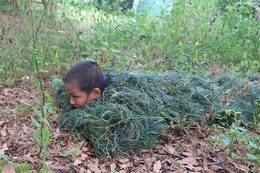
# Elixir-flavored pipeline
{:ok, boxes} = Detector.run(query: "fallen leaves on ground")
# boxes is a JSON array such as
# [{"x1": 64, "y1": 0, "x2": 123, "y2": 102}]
[{"x1": 0, "y1": 77, "x2": 258, "y2": 173}]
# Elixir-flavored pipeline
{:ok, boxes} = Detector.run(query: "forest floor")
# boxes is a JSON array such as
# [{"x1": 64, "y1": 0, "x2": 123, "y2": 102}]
[{"x1": 0, "y1": 76, "x2": 257, "y2": 173}]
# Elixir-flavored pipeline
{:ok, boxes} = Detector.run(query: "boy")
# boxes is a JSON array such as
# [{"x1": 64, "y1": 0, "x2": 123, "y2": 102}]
[{"x1": 63, "y1": 60, "x2": 107, "y2": 108}]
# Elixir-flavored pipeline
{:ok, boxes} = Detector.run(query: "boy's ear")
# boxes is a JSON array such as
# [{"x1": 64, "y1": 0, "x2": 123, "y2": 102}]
[{"x1": 93, "y1": 88, "x2": 101, "y2": 98}]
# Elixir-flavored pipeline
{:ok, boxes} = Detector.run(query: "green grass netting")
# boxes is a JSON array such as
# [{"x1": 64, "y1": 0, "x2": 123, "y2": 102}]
[{"x1": 53, "y1": 70, "x2": 260, "y2": 157}]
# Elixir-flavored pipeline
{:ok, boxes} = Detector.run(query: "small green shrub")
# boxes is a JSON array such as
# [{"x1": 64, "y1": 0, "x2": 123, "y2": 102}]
[
  {"x1": 0, "y1": 0, "x2": 26, "y2": 13},
  {"x1": 217, "y1": 0, "x2": 259, "y2": 19},
  {"x1": 93, "y1": 0, "x2": 134, "y2": 12}
]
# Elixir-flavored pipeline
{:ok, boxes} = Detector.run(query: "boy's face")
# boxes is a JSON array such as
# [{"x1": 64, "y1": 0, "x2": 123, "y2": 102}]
[{"x1": 65, "y1": 83, "x2": 96, "y2": 108}]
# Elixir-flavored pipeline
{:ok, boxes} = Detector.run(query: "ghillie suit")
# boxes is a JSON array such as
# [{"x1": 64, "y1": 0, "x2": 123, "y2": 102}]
[{"x1": 53, "y1": 70, "x2": 260, "y2": 157}]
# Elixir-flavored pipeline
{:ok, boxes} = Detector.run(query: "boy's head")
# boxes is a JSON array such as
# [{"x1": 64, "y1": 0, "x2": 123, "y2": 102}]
[{"x1": 63, "y1": 60, "x2": 107, "y2": 108}]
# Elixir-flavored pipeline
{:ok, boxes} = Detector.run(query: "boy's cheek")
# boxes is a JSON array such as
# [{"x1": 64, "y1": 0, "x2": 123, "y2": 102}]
[{"x1": 77, "y1": 98, "x2": 87, "y2": 106}]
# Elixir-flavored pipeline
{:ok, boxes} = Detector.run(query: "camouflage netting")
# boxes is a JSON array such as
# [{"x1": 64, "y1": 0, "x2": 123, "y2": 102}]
[{"x1": 53, "y1": 70, "x2": 260, "y2": 157}]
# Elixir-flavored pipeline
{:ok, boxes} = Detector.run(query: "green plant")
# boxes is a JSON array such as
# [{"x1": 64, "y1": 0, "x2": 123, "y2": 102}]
[
  {"x1": 70, "y1": 133, "x2": 82, "y2": 143},
  {"x1": 93, "y1": 0, "x2": 134, "y2": 13},
  {"x1": 215, "y1": 108, "x2": 239, "y2": 126},
  {"x1": 26, "y1": 1, "x2": 57, "y2": 172},
  {"x1": 0, "y1": 154, "x2": 13, "y2": 165},
  {"x1": 253, "y1": 98, "x2": 260, "y2": 126},
  {"x1": 0, "y1": 154, "x2": 31, "y2": 172},
  {"x1": 60, "y1": 143, "x2": 81, "y2": 161},
  {"x1": 206, "y1": 122, "x2": 260, "y2": 169}
]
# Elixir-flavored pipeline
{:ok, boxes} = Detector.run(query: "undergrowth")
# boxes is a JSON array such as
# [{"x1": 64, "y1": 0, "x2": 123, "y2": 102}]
[{"x1": 0, "y1": 0, "x2": 259, "y2": 83}]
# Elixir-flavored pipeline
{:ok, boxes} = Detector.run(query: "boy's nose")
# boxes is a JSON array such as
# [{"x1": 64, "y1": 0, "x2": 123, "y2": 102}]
[{"x1": 70, "y1": 97, "x2": 75, "y2": 105}]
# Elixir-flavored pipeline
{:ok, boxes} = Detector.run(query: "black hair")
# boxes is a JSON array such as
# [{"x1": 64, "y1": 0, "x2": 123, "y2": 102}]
[{"x1": 64, "y1": 61, "x2": 107, "y2": 94}]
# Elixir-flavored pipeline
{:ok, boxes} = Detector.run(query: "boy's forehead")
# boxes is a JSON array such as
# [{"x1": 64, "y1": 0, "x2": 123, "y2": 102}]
[{"x1": 65, "y1": 83, "x2": 80, "y2": 92}]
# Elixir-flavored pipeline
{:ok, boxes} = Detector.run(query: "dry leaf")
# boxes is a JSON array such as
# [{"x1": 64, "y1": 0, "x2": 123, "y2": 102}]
[
  {"x1": 181, "y1": 152, "x2": 193, "y2": 157},
  {"x1": 172, "y1": 171, "x2": 188, "y2": 173},
  {"x1": 153, "y1": 160, "x2": 161, "y2": 173},
  {"x1": 202, "y1": 157, "x2": 208, "y2": 171},
  {"x1": 7, "y1": 129, "x2": 14, "y2": 135},
  {"x1": 110, "y1": 162, "x2": 116, "y2": 170},
  {"x1": 85, "y1": 169, "x2": 91, "y2": 173},
  {"x1": 118, "y1": 170, "x2": 126, "y2": 173},
  {"x1": 209, "y1": 165, "x2": 224, "y2": 171},
  {"x1": 87, "y1": 163, "x2": 101, "y2": 173},
  {"x1": 0, "y1": 143, "x2": 8, "y2": 154},
  {"x1": 119, "y1": 162, "x2": 131, "y2": 169},
  {"x1": 23, "y1": 124, "x2": 29, "y2": 132},
  {"x1": 100, "y1": 168, "x2": 108, "y2": 172},
  {"x1": 82, "y1": 147, "x2": 89, "y2": 152},
  {"x1": 80, "y1": 153, "x2": 88, "y2": 160},
  {"x1": 54, "y1": 156, "x2": 72, "y2": 164},
  {"x1": 234, "y1": 163, "x2": 250, "y2": 172},
  {"x1": 179, "y1": 156, "x2": 198, "y2": 165},
  {"x1": 1, "y1": 129, "x2": 7, "y2": 137},
  {"x1": 57, "y1": 133, "x2": 71, "y2": 139},
  {"x1": 118, "y1": 158, "x2": 129, "y2": 164},
  {"x1": 165, "y1": 144, "x2": 177, "y2": 155},
  {"x1": 185, "y1": 163, "x2": 203, "y2": 172},
  {"x1": 100, "y1": 161, "x2": 111, "y2": 169},
  {"x1": 0, "y1": 120, "x2": 4, "y2": 126},
  {"x1": 54, "y1": 166, "x2": 71, "y2": 173},
  {"x1": 79, "y1": 167, "x2": 86, "y2": 173},
  {"x1": 183, "y1": 141, "x2": 192, "y2": 147},
  {"x1": 73, "y1": 158, "x2": 83, "y2": 166},
  {"x1": 2, "y1": 162, "x2": 15, "y2": 173}
]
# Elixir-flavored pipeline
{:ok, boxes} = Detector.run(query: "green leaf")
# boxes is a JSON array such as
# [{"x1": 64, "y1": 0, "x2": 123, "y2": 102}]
[
  {"x1": 249, "y1": 141, "x2": 258, "y2": 149},
  {"x1": 32, "y1": 76, "x2": 40, "y2": 89},
  {"x1": 17, "y1": 105, "x2": 33, "y2": 111},
  {"x1": 0, "y1": 154, "x2": 9, "y2": 161},
  {"x1": 6, "y1": 78, "x2": 14, "y2": 87},
  {"x1": 38, "y1": 138, "x2": 43, "y2": 147},
  {"x1": 43, "y1": 105, "x2": 47, "y2": 115},
  {"x1": 44, "y1": 102, "x2": 53, "y2": 111},
  {"x1": 32, "y1": 106, "x2": 41, "y2": 117},
  {"x1": 81, "y1": 52, "x2": 89, "y2": 57},
  {"x1": 33, "y1": 94, "x2": 41, "y2": 105},
  {"x1": 51, "y1": 77, "x2": 62, "y2": 86},
  {"x1": 110, "y1": 170, "x2": 116, "y2": 173},
  {"x1": 79, "y1": 38, "x2": 86, "y2": 44},
  {"x1": 30, "y1": 115, "x2": 40, "y2": 128},
  {"x1": 222, "y1": 139, "x2": 230, "y2": 146},
  {"x1": 48, "y1": 107, "x2": 56, "y2": 114},
  {"x1": 60, "y1": 152, "x2": 70, "y2": 157},
  {"x1": 40, "y1": 117, "x2": 44, "y2": 123},
  {"x1": 39, "y1": 69, "x2": 48, "y2": 73},
  {"x1": 88, "y1": 160, "x2": 94, "y2": 165},
  {"x1": 44, "y1": 127, "x2": 50, "y2": 146},
  {"x1": 246, "y1": 153, "x2": 259, "y2": 160},
  {"x1": 44, "y1": 119, "x2": 51, "y2": 129},
  {"x1": 231, "y1": 122, "x2": 239, "y2": 129},
  {"x1": 44, "y1": 92, "x2": 52, "y2": 102},
  {"x1": 33, "y1": 129, "x2": 41, "y2": 140},
  {"x1": 204, "y1": 138, "x2": 220, "y2": 143},
  {"x1": 13, "y1": 163, "x2": 31, "y2": 172},
  {"x1": 42, "y1": 163, "x2": 51, "y2": 173}
]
